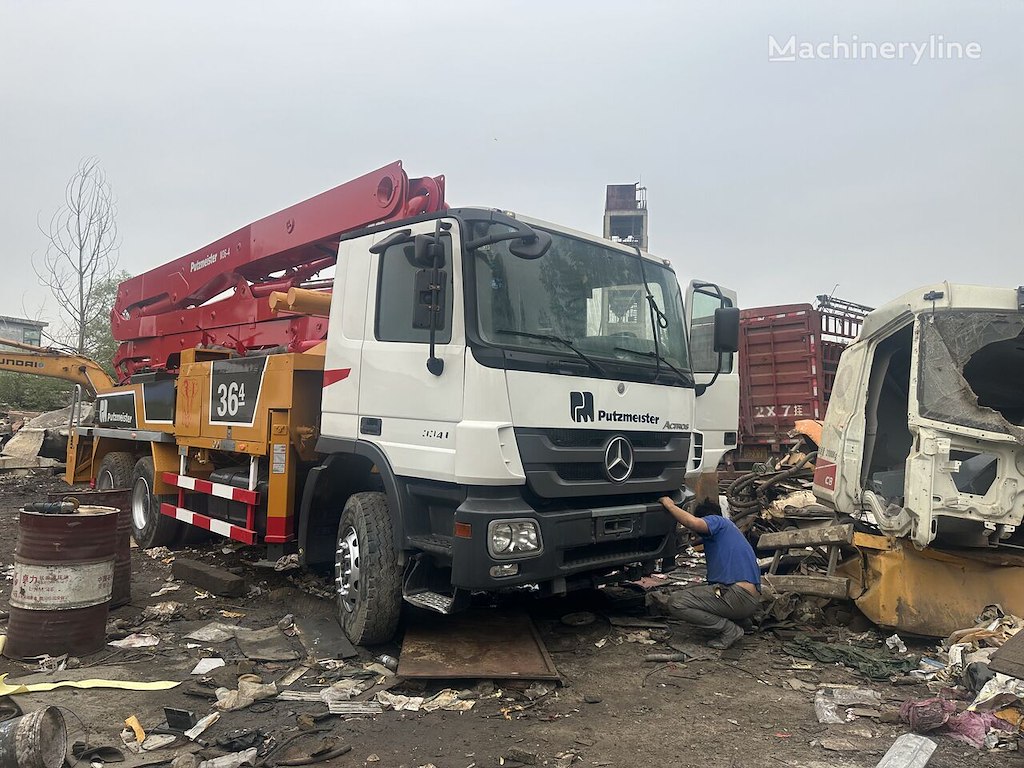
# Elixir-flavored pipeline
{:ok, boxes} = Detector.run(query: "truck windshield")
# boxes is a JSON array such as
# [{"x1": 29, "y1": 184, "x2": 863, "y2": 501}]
[
  {"x1": 470, "y1": 224, "x2": 690, "y2": 382},
  {"x1": 918, "y1": 311, "x2": 1024, "y2": 442}
]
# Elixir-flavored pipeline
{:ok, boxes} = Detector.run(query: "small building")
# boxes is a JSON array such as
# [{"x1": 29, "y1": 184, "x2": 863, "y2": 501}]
[{"x1": 0, "y1": 316, "x2": 47, "y2": 350}]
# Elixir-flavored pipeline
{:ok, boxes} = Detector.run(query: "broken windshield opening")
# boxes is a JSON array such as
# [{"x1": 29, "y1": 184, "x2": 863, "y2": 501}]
[{"x1": 917, "y1": 311, "x2": 1024, "y2": 443}]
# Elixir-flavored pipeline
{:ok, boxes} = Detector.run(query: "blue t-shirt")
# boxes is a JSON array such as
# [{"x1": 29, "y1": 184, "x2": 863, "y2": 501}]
[{"x1": 700, "y1": 515, "x2": 761, "y2": 589}]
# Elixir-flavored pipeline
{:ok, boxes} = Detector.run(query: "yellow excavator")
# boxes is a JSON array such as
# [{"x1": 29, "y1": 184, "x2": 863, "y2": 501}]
[{"x1": 0, "y1": 337, "x2": 114, "y2": 396}]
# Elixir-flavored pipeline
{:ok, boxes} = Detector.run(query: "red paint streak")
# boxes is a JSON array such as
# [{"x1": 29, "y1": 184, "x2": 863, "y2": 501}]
[{"x1": 323, "y1": 368, "x2": 351, "y2": 387}]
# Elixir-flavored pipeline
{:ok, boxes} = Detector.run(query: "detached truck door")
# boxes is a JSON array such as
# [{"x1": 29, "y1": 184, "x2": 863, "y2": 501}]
[{"x1": 685, "y1": 281, "x2": 740, "y2": 473}]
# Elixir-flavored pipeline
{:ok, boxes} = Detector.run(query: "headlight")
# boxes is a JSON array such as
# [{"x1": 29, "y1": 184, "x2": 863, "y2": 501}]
[
  {"x1": 488, "y1": 519, "x2": 542, "y2": 558},
  {"x1": 491, "y1": 523, "x2": 513, "y2": 553}
]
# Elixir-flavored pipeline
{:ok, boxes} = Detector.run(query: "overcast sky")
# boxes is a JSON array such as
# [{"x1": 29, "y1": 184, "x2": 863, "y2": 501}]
[{"x1": 1, "y1": 1, "x2": 1020, "y2": 340}]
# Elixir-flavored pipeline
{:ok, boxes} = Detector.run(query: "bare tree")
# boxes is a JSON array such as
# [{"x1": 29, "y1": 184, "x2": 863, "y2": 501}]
[{"x1": 34, "y1": 158, "x2": 119, "y2": 354}]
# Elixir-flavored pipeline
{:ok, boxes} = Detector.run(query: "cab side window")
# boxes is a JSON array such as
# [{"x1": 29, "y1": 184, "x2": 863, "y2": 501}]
[
  {"x1": 375, "y1": 237, "x2": 453, "y2": 344},
  {"x1": 690, "y1": 290, "x2": 734, "y2": 373}
]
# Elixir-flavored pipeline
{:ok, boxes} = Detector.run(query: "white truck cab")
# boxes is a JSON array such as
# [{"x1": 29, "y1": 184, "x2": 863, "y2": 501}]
[
  {"x1": 814, "y1": 282, "x2": 1024, "y2": 549},
  {"x1": 317, "y1": 207, "x2": 738, "y2": 639}
]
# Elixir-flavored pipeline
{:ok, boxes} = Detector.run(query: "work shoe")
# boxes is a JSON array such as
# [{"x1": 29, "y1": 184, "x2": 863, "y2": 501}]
[{"x1": 707, "y1": 621, "x2": 744, "y2": 650}]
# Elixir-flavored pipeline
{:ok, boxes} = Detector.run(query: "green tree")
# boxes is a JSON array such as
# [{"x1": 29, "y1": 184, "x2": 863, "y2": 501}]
[
  {"x1": 84, "y1": 270, "x2": 130, "y2": 375},
  {"x1": 0, "y1": 373, "x2": 70, "y2": 411}
]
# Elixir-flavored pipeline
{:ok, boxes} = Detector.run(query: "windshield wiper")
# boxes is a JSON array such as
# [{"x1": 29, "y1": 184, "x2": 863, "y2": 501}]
[
  {"x1": 496, "y1": 330, "x2": 608, "y2": 376},
  {"x1": 613, "y1": 347, "x2": 693, "y2": 385}
]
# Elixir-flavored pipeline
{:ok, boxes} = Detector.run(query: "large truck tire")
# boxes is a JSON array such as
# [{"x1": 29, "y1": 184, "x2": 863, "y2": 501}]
[
  {"x1": 335, "y1": 492, "x2": 402, "y2": 645},
  {"x1": 96, "y1": 452, "x2": 135, "y2": 490},
  {"x1": 130, "y1": 457, "x2": 180, "y2": 548}
]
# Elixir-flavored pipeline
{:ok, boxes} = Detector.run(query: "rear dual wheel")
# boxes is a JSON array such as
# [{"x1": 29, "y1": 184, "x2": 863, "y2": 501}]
[
  {"x1": 96, "y1": 452, "x2": 134, "y2": 490},
  {"x1": 130, "y1": 457, "x2": 180, "y2": 548}
]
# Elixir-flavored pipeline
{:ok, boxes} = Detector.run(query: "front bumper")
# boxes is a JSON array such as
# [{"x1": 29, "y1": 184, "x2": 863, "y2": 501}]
[{"x1": 449, "y1": 488, "x2": 683, "y2": 590}]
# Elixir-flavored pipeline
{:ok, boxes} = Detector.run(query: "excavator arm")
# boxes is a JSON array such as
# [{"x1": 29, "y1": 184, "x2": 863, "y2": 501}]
[{"x1": 0, "y1": 338, "x2": 115, "y2": 396}]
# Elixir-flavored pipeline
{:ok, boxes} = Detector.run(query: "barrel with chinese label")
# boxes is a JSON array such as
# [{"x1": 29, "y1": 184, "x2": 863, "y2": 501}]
[
  {"x1": 48, "y1": 489, "x2": 132, "y2": 608},
  {"x1": 4, "y1": 507, "x2": 119, "y2": 659}
]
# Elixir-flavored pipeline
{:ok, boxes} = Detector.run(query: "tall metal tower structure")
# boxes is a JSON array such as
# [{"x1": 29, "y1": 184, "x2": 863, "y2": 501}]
[{"x1": 603, "y1": 183, "x2": 648, "y2": 250}]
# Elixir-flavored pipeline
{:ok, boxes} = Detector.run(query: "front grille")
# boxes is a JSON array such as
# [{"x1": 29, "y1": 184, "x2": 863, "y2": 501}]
[
  {"x1": 516, "y1": 427, "x2": 690, "y2": 499},
  {"x1": 554, "y1": 464, "x2": 604, "y2": 482}
]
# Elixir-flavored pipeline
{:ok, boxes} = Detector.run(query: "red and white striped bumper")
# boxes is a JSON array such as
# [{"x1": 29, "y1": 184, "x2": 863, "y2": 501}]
[
  {"x1": 163, "y1": 473, "x2": 259, "y2": 505},
  {"x1": 160, "y1": 503, "x2": 257, "y2": 545}
]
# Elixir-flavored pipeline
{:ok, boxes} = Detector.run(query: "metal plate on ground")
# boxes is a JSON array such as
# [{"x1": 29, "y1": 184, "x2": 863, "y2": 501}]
[
  {"x1": 399, "y1": 610, "x2": 559, "y2": 680},
  {"x1": 990, "y1": 629, "x2": 1024, "y2": 679}
]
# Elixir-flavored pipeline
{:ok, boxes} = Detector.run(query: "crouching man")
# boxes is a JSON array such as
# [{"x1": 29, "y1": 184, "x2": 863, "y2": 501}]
[{"x1": 651, "y1": 496, "x2": 761, "y2": 649}]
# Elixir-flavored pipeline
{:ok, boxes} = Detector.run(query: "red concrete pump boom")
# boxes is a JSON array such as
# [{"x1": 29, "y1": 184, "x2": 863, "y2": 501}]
[{"x1": 111, "y1": 161, "x2": 446, "y2": 381}]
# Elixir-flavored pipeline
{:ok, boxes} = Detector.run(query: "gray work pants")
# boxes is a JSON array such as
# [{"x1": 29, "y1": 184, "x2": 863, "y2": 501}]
[{"x1": 653, "y1": 583, "x2": 761, "y2": 632}]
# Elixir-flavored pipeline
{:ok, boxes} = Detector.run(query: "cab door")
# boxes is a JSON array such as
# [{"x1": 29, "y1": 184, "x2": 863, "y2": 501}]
[
  {"x1": 685, "y1": 281, "x2": 740, "y2": 473},
  {"x1": 356, "y1": 219, "x2": 466, "y2": 483}
]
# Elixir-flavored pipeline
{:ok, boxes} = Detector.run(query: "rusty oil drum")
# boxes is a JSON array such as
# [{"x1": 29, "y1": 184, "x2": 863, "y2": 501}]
[
  {"x1": 48, "y1": 489, "x2": 131, "y2": 607},
  {"x1": 4, "y1": 507, "x2": 119, "y2": 659}
]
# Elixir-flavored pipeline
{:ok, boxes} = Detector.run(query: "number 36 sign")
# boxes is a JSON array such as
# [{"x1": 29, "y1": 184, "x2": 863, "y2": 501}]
[{"x1": 209, "y1": 357, "x2": 267, "y2": 427}]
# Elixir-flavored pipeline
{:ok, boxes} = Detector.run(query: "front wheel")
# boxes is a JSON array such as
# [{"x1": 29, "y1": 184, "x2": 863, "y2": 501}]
[
  {"x1": 130, "y1": 457, "x2": 180, "y2": 548},
  {"x1": 335, "y1": 492, "x2": 402, "y2": 645}
]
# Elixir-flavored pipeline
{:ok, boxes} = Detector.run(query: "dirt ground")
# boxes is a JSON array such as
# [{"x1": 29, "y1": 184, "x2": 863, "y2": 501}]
[{"x1": 0, "y1": 470, "x2": 1019, "y2": 768}]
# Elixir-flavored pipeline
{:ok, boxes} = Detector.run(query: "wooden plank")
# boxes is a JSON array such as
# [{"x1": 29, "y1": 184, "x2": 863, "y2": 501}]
[
  {"x1": 826, "y1": 542, "x2": 841, "y2": 576},
  {"x1": 758, "y1": 523, "x2": 853, "y2": 550},
  {"x1": 764, "y1": 574, "x2": 849, "y2": 599}
]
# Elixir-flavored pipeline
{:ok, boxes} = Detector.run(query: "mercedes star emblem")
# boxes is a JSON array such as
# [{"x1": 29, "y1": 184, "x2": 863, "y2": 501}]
[{"x1": 604, "y1": 435, "x2": 635, "y2": 484}]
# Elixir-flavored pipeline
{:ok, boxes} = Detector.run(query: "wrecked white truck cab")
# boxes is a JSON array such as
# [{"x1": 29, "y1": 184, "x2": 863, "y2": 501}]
[{"x1": 815, "y1": 282, "x2": 1024, "y2": 550}]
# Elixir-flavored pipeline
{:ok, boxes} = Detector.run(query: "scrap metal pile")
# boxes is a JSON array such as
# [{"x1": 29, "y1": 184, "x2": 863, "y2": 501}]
[{"x1": 724, "y1": 450, "x2": 820, "y2": 539}]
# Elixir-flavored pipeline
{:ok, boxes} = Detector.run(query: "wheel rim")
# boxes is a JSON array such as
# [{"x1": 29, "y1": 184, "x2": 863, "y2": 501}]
[
  {"x1": 132, "y1": 476, "x2": 151, "y2": 531},
  {"x1": 336, "y1": 525, "x2": 361, "y2": 614},
  {"x1": 97, "y1": 470, "x2": 114, "y2": 491}
]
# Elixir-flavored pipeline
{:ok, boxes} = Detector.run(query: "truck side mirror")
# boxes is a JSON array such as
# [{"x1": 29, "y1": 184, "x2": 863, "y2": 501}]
[
  {"x1": 413, "y1": 233, "x2": 445, "y2": 267},
  {"x1": 713, "y1": 306, "x2": 740, "y2": 354},
  {"x1": 508, "y1": 230, "x2": 552, "y2": 259}
]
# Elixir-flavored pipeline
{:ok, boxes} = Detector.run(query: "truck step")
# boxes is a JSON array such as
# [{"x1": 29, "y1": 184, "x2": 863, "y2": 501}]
[
  {"x1": 403, "y1": 590, "x2": 456, "y2": 614},
  {"x1": 406, "y1": 534, "x2": 453, "y2": 556}
]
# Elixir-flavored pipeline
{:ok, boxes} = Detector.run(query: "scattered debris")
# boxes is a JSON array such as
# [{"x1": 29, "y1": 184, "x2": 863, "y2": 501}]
[
  {"x1": 294, "y1": 616, "x2": 358, "y2": 661},
  {"x1": 185, "y1": 622, "x2": 240, "y2": 643},
  {"x1": 109, "y1": 633, "x2": 160, "y2": 649},
  {"x1": 151, "y1": 582, "x2": 182, "y2": 597},
  {"x1": 197, "y1": 747, "x2": 258, "y2": 768},
  {"x1": 505, "y1": 747, "x2": 538, "y2": 765},
  {"x1": 524, "y1": 682, "x2": 554, "y2": 700},
  {"x1": 185, "y1": 712, "x2": 220, "y2": 741},
  {"x1": 234, "y1": 625, "x2": 300, "y2": 662},
  {"x1": 326, "y1": 701, "x2": 383, "y2": 716},
  {"x1": 214, "y1": 675, "x2": 278, "y2": 711},
  {"x1": 143, "y1": 601, "x2": 185, "y2": 621},
  {"x1": 606, "y1": 616, "x2": 668, "y2": 630},
  {"x1": 191, "y1": 658, "x2": 227, "y2": 675},
  {"x1": 814, "y1": 686, "x2": 883, "y2": 724},
  {"x1": 887, "y1": 633, "x2": 908, "y2": 654},
  {"x1": 783, "y1": 634, "x2": 918, "y2": 680}
]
